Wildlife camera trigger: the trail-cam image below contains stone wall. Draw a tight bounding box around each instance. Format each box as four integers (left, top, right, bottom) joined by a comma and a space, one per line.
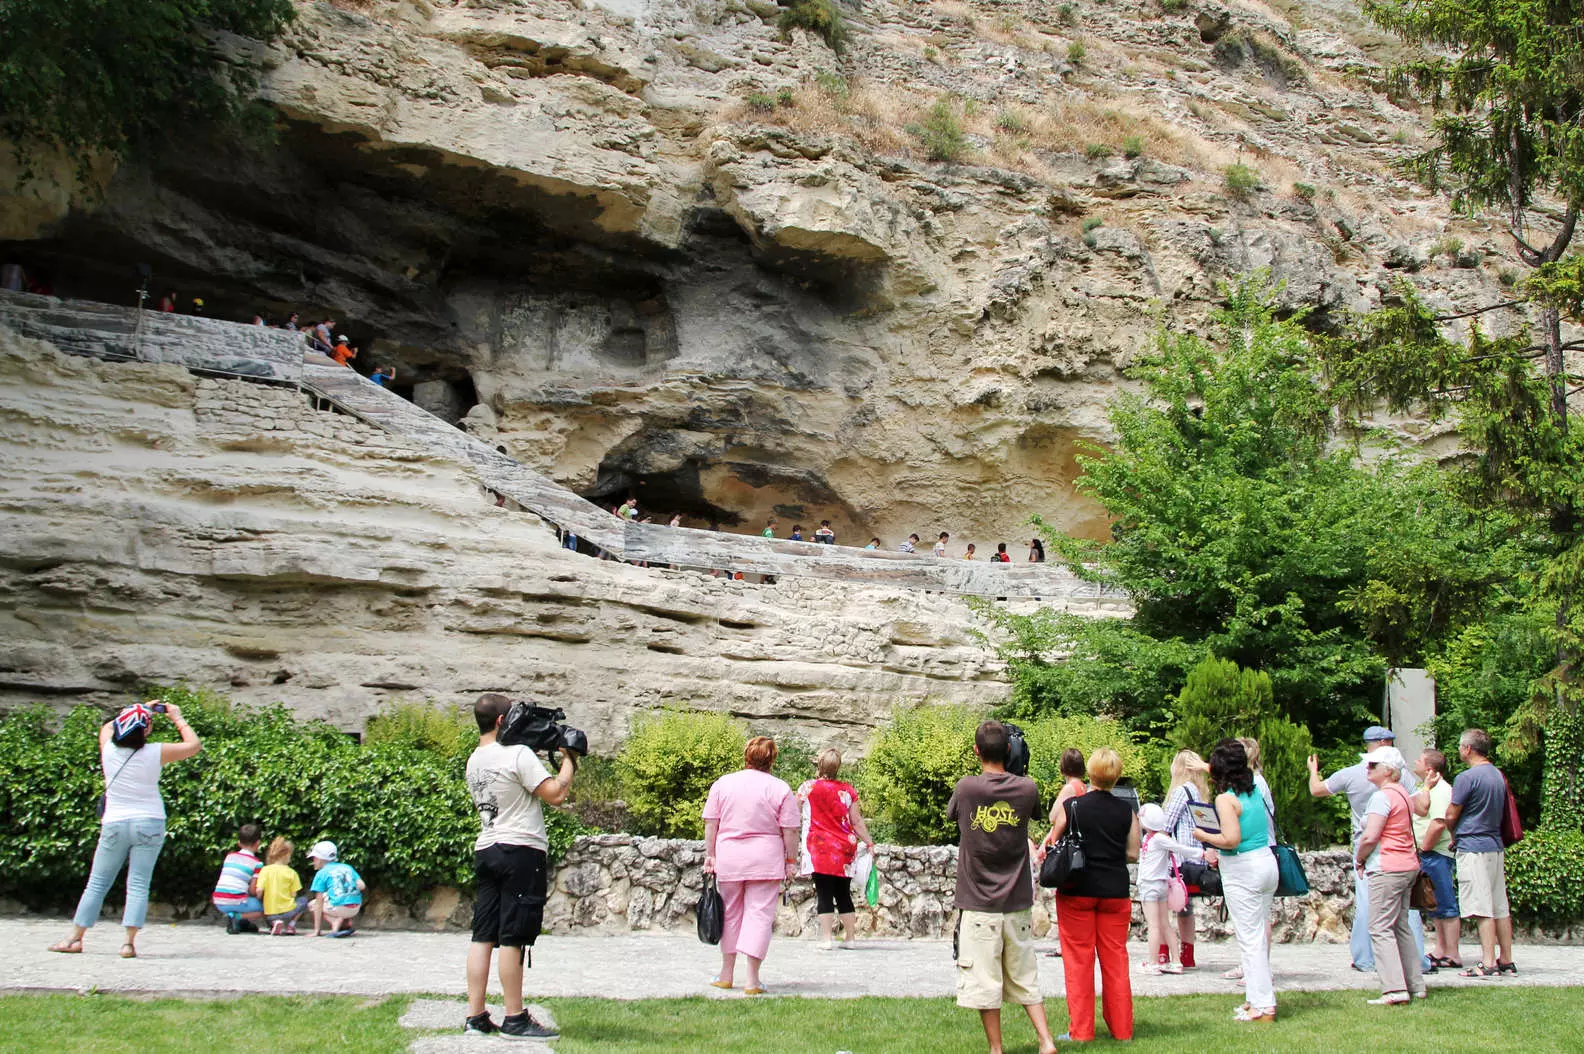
536, 835, 1359, 943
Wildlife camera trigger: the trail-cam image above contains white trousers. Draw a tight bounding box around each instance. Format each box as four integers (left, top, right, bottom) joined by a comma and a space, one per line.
1221, 849, 1278, 1012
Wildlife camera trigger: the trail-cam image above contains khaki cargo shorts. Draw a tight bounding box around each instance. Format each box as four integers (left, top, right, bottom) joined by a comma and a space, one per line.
1456, 849, 1509, 920
955, 909, 1043, 1010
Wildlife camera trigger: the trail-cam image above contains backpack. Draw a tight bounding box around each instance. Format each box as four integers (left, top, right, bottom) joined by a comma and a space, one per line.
1003, 722, 1030, 777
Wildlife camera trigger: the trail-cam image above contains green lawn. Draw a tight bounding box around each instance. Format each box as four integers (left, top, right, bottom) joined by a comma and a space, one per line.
2, 987, 1579, 1053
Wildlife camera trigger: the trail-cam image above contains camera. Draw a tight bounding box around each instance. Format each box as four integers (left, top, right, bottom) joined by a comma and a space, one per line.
152, 703, 168, 714
499, 701, 588, 762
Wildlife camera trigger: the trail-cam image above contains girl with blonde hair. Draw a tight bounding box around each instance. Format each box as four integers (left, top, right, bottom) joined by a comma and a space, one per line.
1159, 749, 1210, 969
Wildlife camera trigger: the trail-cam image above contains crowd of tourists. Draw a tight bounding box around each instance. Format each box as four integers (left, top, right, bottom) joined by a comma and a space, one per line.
45, 697, 1523, 1047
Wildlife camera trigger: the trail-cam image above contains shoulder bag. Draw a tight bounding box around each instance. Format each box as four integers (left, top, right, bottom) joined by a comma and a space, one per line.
1265, 795, 1310, 898
696, 874, 724, 945
1500, 771, 1524, 847
1038, 796, 1085, 890
97, 745, 141, 820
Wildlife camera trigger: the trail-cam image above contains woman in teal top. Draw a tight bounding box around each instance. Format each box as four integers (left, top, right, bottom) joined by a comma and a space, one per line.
1193, 739, 1279, 1024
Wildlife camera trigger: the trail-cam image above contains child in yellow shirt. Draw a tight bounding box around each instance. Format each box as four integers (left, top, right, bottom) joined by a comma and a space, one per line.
258, 837, 308, 935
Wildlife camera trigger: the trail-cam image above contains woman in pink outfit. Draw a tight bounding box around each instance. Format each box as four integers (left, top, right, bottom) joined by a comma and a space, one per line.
703, 736, 800, 995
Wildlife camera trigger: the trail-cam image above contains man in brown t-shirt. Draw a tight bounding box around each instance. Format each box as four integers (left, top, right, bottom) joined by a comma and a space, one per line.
947, 721, 1057, 1054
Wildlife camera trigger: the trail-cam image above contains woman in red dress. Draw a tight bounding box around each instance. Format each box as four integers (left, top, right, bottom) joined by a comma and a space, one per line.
796, 749, 876, 950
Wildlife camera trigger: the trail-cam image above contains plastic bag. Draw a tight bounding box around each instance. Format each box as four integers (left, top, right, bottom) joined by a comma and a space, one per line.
696, 874, 724, 945
853, 844, 873, 890
865, 857, 880, 907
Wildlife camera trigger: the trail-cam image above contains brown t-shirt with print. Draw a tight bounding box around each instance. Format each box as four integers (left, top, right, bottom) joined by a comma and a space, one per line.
948, 771, 1040, 913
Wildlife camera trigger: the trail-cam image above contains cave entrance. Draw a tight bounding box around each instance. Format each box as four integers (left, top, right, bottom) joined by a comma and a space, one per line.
582, 459, 740, 529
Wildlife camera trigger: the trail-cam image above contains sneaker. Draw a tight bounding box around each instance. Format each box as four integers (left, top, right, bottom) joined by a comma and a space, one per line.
817, 940, 835, 951
270, 920, 285, 936
237, 918, 260, 934
463, 1012, 499, 1035
1180, 945, 1196, 969
326, 928, 354, 939
500, 1013, 559, 1041
1159, 961, 1183, 975
225, 915, 240, 935
1136, 960, 1160, 974
1366, 993, 1411, 1006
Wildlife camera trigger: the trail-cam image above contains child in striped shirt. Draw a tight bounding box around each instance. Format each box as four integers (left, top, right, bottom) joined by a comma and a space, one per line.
212, 823, 265, 934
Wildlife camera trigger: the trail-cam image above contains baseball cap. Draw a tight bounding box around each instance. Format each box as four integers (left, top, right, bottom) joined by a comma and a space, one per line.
1361, 746, 1407, 772
111, 704, 153, 743
336, 335, 348, 342
308, 840, 338, 862
1139, 802, 1166, 833
1362, 725, 1394, 743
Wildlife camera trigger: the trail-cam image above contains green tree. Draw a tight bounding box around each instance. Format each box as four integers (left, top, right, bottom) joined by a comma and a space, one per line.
0, 0, 294, 174
1171, 655, 1272, 757
615, 710, 747, 839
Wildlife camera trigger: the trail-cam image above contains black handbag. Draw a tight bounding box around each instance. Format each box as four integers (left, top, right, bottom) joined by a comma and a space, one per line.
696, 874, 724, 945
1038, 797, 1085, 890
1180, 859, 1223, 897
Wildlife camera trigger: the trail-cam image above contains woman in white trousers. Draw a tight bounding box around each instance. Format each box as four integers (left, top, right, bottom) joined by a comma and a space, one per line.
1194, 739, 1279, 1024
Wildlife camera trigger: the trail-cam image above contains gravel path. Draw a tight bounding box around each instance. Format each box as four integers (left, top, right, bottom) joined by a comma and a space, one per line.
6, 917, 1581, 1002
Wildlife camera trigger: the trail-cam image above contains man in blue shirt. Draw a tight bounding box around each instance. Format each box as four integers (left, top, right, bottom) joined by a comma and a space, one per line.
1445, 728, 1514, 977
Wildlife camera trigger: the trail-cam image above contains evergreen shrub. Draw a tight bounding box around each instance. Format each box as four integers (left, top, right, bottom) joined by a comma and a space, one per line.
0, 689, 585, 911
1506, 830, 1584, 924
615, 710, 748, 839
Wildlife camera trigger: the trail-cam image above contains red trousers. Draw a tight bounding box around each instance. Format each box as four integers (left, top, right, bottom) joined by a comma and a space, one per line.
1056, 894, 1134, 1041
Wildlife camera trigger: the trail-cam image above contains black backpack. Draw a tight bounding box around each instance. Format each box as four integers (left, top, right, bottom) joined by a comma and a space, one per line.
1003, 721, 1030, 777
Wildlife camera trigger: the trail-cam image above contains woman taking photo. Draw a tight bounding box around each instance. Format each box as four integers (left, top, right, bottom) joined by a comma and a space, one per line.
1160, 750, 1210, 969
703, 736, 800, 994
796, 749, 875, 950
1193, 739, 1277, 1024
1044, 748, 1139, 1042
49, 701, 202, 958
1354, 745, 1426, 1005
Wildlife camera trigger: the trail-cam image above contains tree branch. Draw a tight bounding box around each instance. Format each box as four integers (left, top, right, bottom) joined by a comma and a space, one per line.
1434, 300, 1524, 321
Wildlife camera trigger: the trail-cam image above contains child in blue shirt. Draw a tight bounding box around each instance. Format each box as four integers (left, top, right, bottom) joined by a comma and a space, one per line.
307, 840, 366, 938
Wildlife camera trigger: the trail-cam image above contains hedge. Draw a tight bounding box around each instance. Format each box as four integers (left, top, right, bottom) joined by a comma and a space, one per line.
1506, 829, 1584, 925
0, 689, 585, 911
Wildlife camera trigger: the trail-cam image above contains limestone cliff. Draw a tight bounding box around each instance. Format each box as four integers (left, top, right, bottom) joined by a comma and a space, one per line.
0, 331, 1053, 746
2, 0, 1552, 553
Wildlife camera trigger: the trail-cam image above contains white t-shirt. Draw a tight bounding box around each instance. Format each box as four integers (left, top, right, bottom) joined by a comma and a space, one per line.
100, 744, 165, 823
466, 741, 552, 851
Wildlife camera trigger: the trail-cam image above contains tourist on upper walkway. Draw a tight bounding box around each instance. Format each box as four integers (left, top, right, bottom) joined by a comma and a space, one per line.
1161, 749, 1211, 970
1044, 747, 1138, 1042
158, 291, 177, 312
330, 337, 357, 367
49, 701, 202, 959
949, 721, 1057, 1054
703, 736, 799, 995
992, 543, 1011, 563
668, 513, 683, 528
864, 538, 880, 550
898, 533, 919, 553
813, 520, 836, 545
1354, 744, 1426, 1005
795, 749, 874, 950
1194, 739, 1277, 1024
761, 517, 777, 539
370, 366, 396, 388
790, 524, 803, 541
963, 543, 976, 560
284, 312, 300, 331
1029, 538, 1045, 562
934, 532, 950, 557
1309, 726, 1425, 973
1446, 728, 1516, 978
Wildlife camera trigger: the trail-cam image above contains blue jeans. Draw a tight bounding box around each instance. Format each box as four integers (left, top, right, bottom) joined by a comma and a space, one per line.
1352, 866, 1427, 969
73, 818, 166, 929
1419, 852, 1461, 920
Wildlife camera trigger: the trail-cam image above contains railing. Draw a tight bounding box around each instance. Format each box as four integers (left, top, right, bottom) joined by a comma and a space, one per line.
1, 290, 1126, 603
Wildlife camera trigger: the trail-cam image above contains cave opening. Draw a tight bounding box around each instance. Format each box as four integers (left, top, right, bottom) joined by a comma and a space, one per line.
582, 458, 740, 528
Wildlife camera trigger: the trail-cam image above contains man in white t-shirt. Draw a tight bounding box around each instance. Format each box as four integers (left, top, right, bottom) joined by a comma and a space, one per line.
1308, 725, 1426, 973
462, 694, 576, 1041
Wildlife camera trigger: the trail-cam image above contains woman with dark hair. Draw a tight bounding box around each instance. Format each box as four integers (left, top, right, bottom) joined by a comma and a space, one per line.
1039, 748, 1089, 958
703, 736, 799, 994
1028, 538, 1046, 563
1193, 739, 1278, 1023
49, 701, 202, 958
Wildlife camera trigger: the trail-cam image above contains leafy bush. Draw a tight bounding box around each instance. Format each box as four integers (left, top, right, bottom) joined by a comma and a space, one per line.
0, 689, 587, 911
1122, 134, 1146, 159
1291, 181, 1316, 201
1506, 829, 1584, 924
860, 706, 1160, 845
814, 70, 850, 98
908, 97, 968, 162
1057, 4, 1078, 26
616, 710, 747, 838
1159, 0, 1189, 12
1223, 162, 1262, 198
776, 87, 795, 108
1081, 217, 1105, 234
1067, 39, 1088, 66
778, 0, 846, 53
364, 700, 478, 758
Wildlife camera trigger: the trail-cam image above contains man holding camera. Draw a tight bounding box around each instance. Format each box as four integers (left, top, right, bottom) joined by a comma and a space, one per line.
462, 693, 578, 1039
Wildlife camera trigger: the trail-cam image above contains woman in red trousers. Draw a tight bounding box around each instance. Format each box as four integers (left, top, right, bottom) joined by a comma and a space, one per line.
1043, 748, 1140, 1041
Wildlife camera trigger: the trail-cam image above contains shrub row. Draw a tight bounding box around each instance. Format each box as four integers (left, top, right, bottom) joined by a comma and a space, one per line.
0, 690, 584, 911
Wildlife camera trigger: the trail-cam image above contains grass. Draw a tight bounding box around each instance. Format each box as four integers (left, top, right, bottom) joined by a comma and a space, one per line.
5, 988, 1584, 1053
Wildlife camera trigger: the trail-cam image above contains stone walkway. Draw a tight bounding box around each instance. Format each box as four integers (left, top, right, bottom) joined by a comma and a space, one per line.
7, 918, 1582, 1003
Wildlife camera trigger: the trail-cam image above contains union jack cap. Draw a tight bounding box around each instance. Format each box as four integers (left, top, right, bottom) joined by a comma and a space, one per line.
112, 704, 153, 741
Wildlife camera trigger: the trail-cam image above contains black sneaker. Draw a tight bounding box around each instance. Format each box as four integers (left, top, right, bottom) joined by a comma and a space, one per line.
225, 915, 240, 935
237, 918, 260, 934
500, 1013, 559, 1041
463, 1012, 498, 1035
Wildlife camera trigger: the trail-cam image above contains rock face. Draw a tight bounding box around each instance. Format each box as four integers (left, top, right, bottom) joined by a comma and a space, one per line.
0, 332, 1034, 747
2, 0, 1552, 553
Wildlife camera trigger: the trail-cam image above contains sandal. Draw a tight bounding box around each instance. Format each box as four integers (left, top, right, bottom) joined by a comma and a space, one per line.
120, 943, 137, 959
1430, 955, 1462, 970
743, 986, 767, 996
1497, 961, 1517, 975
1459, 964, 1499, 978
48, 939, 83, 954
708, 978, 733, 990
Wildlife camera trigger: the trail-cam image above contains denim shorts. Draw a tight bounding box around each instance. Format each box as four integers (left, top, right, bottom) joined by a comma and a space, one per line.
1419, 852, 1460, 920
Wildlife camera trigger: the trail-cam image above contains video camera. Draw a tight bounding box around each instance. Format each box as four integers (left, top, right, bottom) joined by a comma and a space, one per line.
498, 701, 588, 764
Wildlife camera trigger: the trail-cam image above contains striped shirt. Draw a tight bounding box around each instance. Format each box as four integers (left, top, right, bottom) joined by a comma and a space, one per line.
212, 849, 261, 907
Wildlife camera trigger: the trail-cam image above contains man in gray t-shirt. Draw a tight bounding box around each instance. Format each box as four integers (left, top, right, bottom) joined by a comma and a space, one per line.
1445, 728, 1514, 975
1308, 725, 1424, 972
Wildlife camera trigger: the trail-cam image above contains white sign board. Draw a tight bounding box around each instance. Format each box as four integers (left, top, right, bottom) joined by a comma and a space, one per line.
1386, 668, 1436, 763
